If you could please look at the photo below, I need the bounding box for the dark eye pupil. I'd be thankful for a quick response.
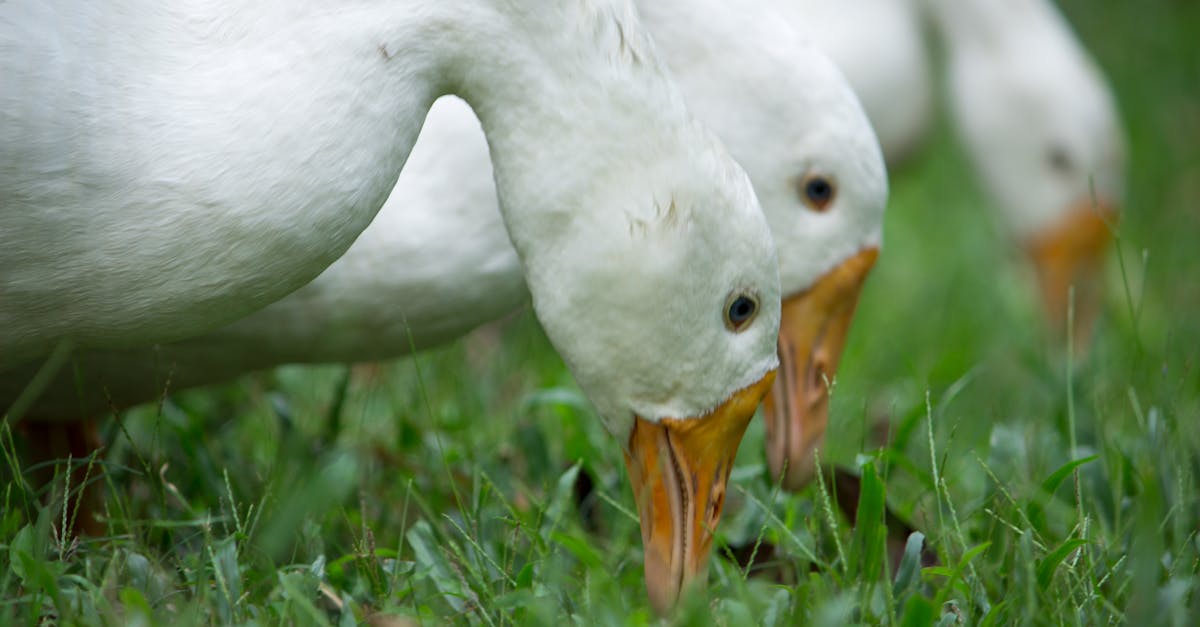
[1048,147,1072,172]
[729,297,756,323]
[806,178,832,202]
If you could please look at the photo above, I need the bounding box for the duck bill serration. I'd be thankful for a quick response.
[764,247,878,491]
[623,369,776,614]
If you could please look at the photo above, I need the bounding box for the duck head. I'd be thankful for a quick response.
[643,3,888,491]
[502,120,782,611]
[937,0,1126,347]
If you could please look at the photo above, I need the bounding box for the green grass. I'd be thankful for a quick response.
[3,1,1199,624]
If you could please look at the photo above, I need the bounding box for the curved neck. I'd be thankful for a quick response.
[924,0,1063,51]
[418,1,692,267]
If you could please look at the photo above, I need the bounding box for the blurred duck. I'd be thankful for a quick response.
[5,0,888,602]
[788,0,1126,341]
[930,0,1125,342]
[1,0,785,610]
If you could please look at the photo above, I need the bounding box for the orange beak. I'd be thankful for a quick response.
[764,247,878,490]
[1025,201,1116,347]
[623,370,776,614]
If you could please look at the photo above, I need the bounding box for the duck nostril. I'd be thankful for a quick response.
[812,359,828,387]
[706,483,725,530]
[808,359,830,406]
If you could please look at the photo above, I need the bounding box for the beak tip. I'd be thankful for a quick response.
[627,371,777,614]
[1025,202,1117,341]
[642,558,681,615]
[644,560,708,616]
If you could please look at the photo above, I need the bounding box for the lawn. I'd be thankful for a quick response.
[3,1,1199,624]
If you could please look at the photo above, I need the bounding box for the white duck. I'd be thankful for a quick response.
[1,0,783,608]
[788,0,1125,339]
[928,0,1125,340]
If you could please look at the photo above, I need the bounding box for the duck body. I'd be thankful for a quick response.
[2,97,523,418]
[171,99,523,367]
[2,1,438,365]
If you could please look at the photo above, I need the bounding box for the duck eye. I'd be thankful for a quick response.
[1047,146,1073,174]
[724,292,759,331]
[797,174,836,211]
